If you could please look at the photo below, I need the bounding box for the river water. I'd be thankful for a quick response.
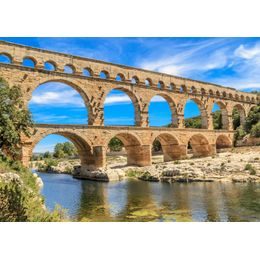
[38,172,260,222]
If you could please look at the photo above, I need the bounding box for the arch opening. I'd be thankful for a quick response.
[152,133,184,163]
[104,88,141,126]
[184,98,208,129]
[100,70,109,79]
[28,81,89,124]
[83,68,93,77]
[64,65,75,74]
[31,132,95,173]
[107,133,144,167]
[115,73,125,81]
[216,135,232,151]
[148,94,178,127]
[212,102,229,130]
[188,134,212,157]
[0,53,12,64]
[22,57,36,68]
[44,61,56,71]
[131,76,139,84]
[232,104,246,130]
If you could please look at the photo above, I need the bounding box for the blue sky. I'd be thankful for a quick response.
[0,37,259,153]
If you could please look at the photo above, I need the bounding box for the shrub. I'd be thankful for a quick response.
[250,122,260,138]
[244,163,256,175]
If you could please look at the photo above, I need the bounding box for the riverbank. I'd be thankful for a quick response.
[33,146,260,183]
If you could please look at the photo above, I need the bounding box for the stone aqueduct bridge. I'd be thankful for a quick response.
[0,41,258,175]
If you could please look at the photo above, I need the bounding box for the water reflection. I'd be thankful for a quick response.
[38,173,260,222]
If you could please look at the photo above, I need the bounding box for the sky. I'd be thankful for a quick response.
[0,37,259,153]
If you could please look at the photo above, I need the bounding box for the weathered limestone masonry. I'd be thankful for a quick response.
[0,41,258,178]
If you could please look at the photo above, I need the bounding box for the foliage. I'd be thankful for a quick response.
[250,122,260,137]
[234,126,247,141]
[43,151,52,158]
[244,163,256,175]
[108,137,123,152]
[213,110,223,130]
[152,139,162,152]
[0,155,67,221]
[38,158,58,172]
[184,116,202,128]
[232,108,241,130]
[0,77,34,157]
[53,142,77,158]
[244,106,260,133]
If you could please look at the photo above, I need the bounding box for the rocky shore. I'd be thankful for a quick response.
[34,146,260,183]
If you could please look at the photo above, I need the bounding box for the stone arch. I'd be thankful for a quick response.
[148,93,178,127]
[152,133,185,161]
[44,60,57,71]
[216,134,232,150]
[103,87,142,126]
[184,98,208,129]
[212,100,229,130]
[232,103,246,129]
[131,76,139,84]
[64,64,75,74]
[115,73,125,81]
[107,132,145,166]
[190,86,197,94]
[83,67,93,77]
[100,70,110,79]
[29,130,96,171]
[188,133,212,157]
[157,81,164,89]
[22,56,37,68]
[0,52,12,63]
[145,78,152,87]
[28,79,95,125]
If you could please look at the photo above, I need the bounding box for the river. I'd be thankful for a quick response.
[37,172,260,221]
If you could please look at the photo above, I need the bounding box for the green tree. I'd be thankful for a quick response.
[0,77,34,158]
[251,122,260,137]
[63,142,77,156]
[108,137,123,152]
[184,116,202,128]
[213,110,223,129]
[152,139,162,152]
[244,106,260,133]
[43,151,52,159]
[232,108,241,130]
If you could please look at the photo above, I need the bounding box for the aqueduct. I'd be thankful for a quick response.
[0,41,258,178]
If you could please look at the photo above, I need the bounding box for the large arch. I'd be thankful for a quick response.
[188,134,212,157]
[106,132,148,167]
[148,94,178,127]
[28,130,96,171]
[152,133,186,162]
[184,98,208,129]
[232,104,246,129]
[103,87,141,126]
[28,79,94,125]
[216,135,233,150]
[212,101,229,130]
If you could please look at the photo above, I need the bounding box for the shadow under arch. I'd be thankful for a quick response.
[31,130,95,171]
[107,132,145,167]
[188,133,212,157]
[232,103,246,129]
[104,87,142,126]
[148,93,178,127]
[216,134,233,150]
[28,79,94,125]
[184,98,208,129]
[152,133,186,161]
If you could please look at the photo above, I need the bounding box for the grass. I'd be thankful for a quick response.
[244,163,257,175]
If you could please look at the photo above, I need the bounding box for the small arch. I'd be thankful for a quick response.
[229,93,233,99]
[131,76,139,84]
[216,90,220,97]
[0,53,12,64]
[115,73,125,81]
[209,89,214,96]
[44,61,56,71]
[157,81,164,89]
[64,64,75,74]
[222,91,227,98]
[246,96,250,102]
[190,86,197,94]
[145,78,152,87]
[22,57,36,68]
[251,97,255,102]
[216,135,232,150]
[100,70,109,79]
[201,88,206,95]
[83,67,93,77]
[179,85,187,93]
[235,94,239,100]
[241,95,245,101]
[168,83,175,91]
[188,134,211,157]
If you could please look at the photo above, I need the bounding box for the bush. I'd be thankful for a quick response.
[250,122,260,138]
[244,163,256,175]
[234,126,246,141]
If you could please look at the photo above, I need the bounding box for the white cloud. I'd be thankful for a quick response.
[234,44,260,59]
[104,94,132,105]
